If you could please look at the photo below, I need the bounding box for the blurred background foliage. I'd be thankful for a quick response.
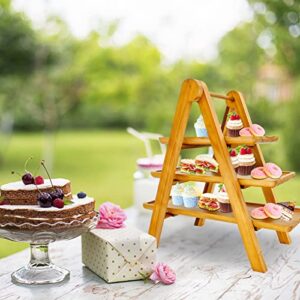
[0,0,299,257]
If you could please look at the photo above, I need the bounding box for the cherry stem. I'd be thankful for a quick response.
[33,181,43,195]
[11,171,22,177]
[24,156,33,173]
[40,160,54,188]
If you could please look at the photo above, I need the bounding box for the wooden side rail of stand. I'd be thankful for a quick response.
[145,79,297,273]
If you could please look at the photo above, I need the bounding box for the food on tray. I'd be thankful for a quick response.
[264,162,282,179]
[198,193,220,211]
[250,207,268,220]
[278,201,296,212]
[249,124,266,137]
[263,203,282,219]
[226,112,243,137]
[179,159,204,175]
[182,185,201,208]
[195,155,219,173]
[229,149,239,173]
[217,185,232,213]
[171,183,184,206]
[194,115,208,137]
[239,127,252,136]
[251,167,267,180]
[237,146,256,176]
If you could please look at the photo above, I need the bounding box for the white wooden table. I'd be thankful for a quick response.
[0,209,299,300]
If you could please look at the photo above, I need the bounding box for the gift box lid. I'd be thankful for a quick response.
[89,226,156,263]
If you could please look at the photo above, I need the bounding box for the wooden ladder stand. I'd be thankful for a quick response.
[144,79,298,273]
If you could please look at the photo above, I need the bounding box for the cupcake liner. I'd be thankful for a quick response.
[195,128,208,137]
[219,202,232,213]
[227,129,240,137]
[183,196,199,208]
[171,195,183,206]
[238,164,255,176]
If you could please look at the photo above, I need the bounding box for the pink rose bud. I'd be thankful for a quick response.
[96,202,127,229]
[150,262,176,285]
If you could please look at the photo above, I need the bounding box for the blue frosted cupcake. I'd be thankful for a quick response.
[194,115,208,137]
[183,186,200,208]
[171,183,184,206]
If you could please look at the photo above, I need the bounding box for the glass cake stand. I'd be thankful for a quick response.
[0,216,96,285]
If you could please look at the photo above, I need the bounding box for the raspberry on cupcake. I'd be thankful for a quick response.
[237,146,256,176]
[226,112,244,137]
[229,148,239,173]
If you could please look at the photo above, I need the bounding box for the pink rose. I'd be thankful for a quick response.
[149,263,176,285]
[96,202,127,229]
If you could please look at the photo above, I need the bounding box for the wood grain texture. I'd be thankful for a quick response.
[0,211,299,300]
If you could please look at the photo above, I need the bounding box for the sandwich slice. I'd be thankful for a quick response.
[180,159,205,175]
[195,155,219,173]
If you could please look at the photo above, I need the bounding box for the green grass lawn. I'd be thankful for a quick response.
[0,129,299,259]
[0,130,145,258]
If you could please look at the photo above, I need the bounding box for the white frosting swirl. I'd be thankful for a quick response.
[226,119,243,130]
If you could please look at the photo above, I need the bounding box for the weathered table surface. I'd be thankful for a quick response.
[0,209,299,300]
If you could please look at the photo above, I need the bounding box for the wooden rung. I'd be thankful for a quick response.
[210,92,233,101]
[159,136,278,148]
[144,200,300,233]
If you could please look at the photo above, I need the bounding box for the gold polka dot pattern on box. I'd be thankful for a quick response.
[82,226,156,283]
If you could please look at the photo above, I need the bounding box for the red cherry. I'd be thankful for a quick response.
[247,148,253,154]
[53,198,64,209]
[34,175,44,185]
[235,114,241,120]
[230,114,235,120]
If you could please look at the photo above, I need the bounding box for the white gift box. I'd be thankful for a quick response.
[82,226,156,283]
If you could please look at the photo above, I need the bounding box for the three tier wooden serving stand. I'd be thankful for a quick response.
[143,79,299,273]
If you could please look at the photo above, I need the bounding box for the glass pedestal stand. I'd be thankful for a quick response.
[0,217,96,285]
[12,244,70,285]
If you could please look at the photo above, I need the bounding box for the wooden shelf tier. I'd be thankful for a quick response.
[151,170,296,188]
[159,136,278,148]
[144,200,300,233]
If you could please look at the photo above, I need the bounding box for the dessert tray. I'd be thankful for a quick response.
[0,215,96,285]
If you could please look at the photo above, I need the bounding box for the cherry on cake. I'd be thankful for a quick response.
[0,159,96,230]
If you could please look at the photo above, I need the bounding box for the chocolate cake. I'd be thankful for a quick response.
[1,179,71,205]
[0,179,96,230]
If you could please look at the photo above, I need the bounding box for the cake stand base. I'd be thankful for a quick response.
[11,243,70,285]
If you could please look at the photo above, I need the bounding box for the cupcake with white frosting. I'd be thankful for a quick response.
[217,185,232,213]
[182,185,201,208]
[229,148,239,173]
[226,112,243,137]
[194,115,208,137]
[238,146,256,176]
[171,183,184,206]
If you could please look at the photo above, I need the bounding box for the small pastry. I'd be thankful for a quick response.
[217,190,232,213]
[229,149,239,173]
[237,146,256,176]
[251,207,268,220]
[264,203,283,219]
[194,115,208,137]
[250,124,265,137]
[239,128,252,137]
[278,201,296,212]
[251,167,267,180]
[182,186,201,208]
[171,183,184,206]
[226,112,243,137]
[264,163,282,179]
